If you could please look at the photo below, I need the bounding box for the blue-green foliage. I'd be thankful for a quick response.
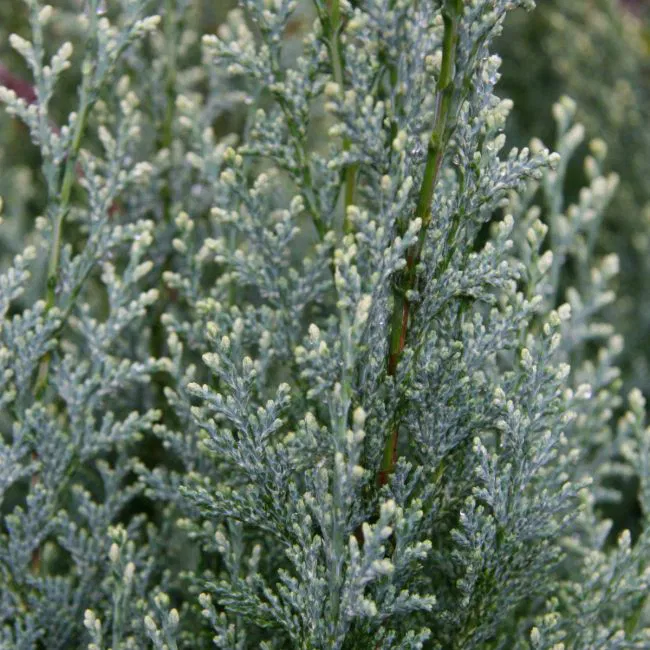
[0,1,649,648]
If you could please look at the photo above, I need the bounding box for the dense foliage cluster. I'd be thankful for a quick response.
[1,1,649,648]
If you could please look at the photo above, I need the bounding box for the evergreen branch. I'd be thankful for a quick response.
[379,0,462,486]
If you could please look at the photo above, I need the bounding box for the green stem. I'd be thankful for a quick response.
[378,0,462,485]
[326,0,354,582]
[149,0,178,372]
[50,103,91,305]
[163,0,176,147]
[34,76,92,398]
[328,0,357,232]
[161,0,177,224]
[275,90,327,239]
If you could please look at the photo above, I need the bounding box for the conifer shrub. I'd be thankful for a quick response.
[1,1,650,648]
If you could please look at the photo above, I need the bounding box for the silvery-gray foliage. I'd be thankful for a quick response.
[0,0,649,649]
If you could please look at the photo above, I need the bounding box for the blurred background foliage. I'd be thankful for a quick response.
[498,0,650,395]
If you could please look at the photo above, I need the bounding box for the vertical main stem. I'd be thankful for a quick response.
[150,0,178,372]
[34,77,92,399]
[47,100,90,304]
[329,0,344,95]
[328,0,357,232]
[161,0,176,224]
[378,0,462,486]
[31,58,94,575]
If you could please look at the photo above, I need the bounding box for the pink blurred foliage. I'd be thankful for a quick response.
[0,63,36,104]
[621,0,648,16]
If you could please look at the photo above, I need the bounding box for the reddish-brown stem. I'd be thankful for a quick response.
[379,297,410,487]
[378,0,462,487]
